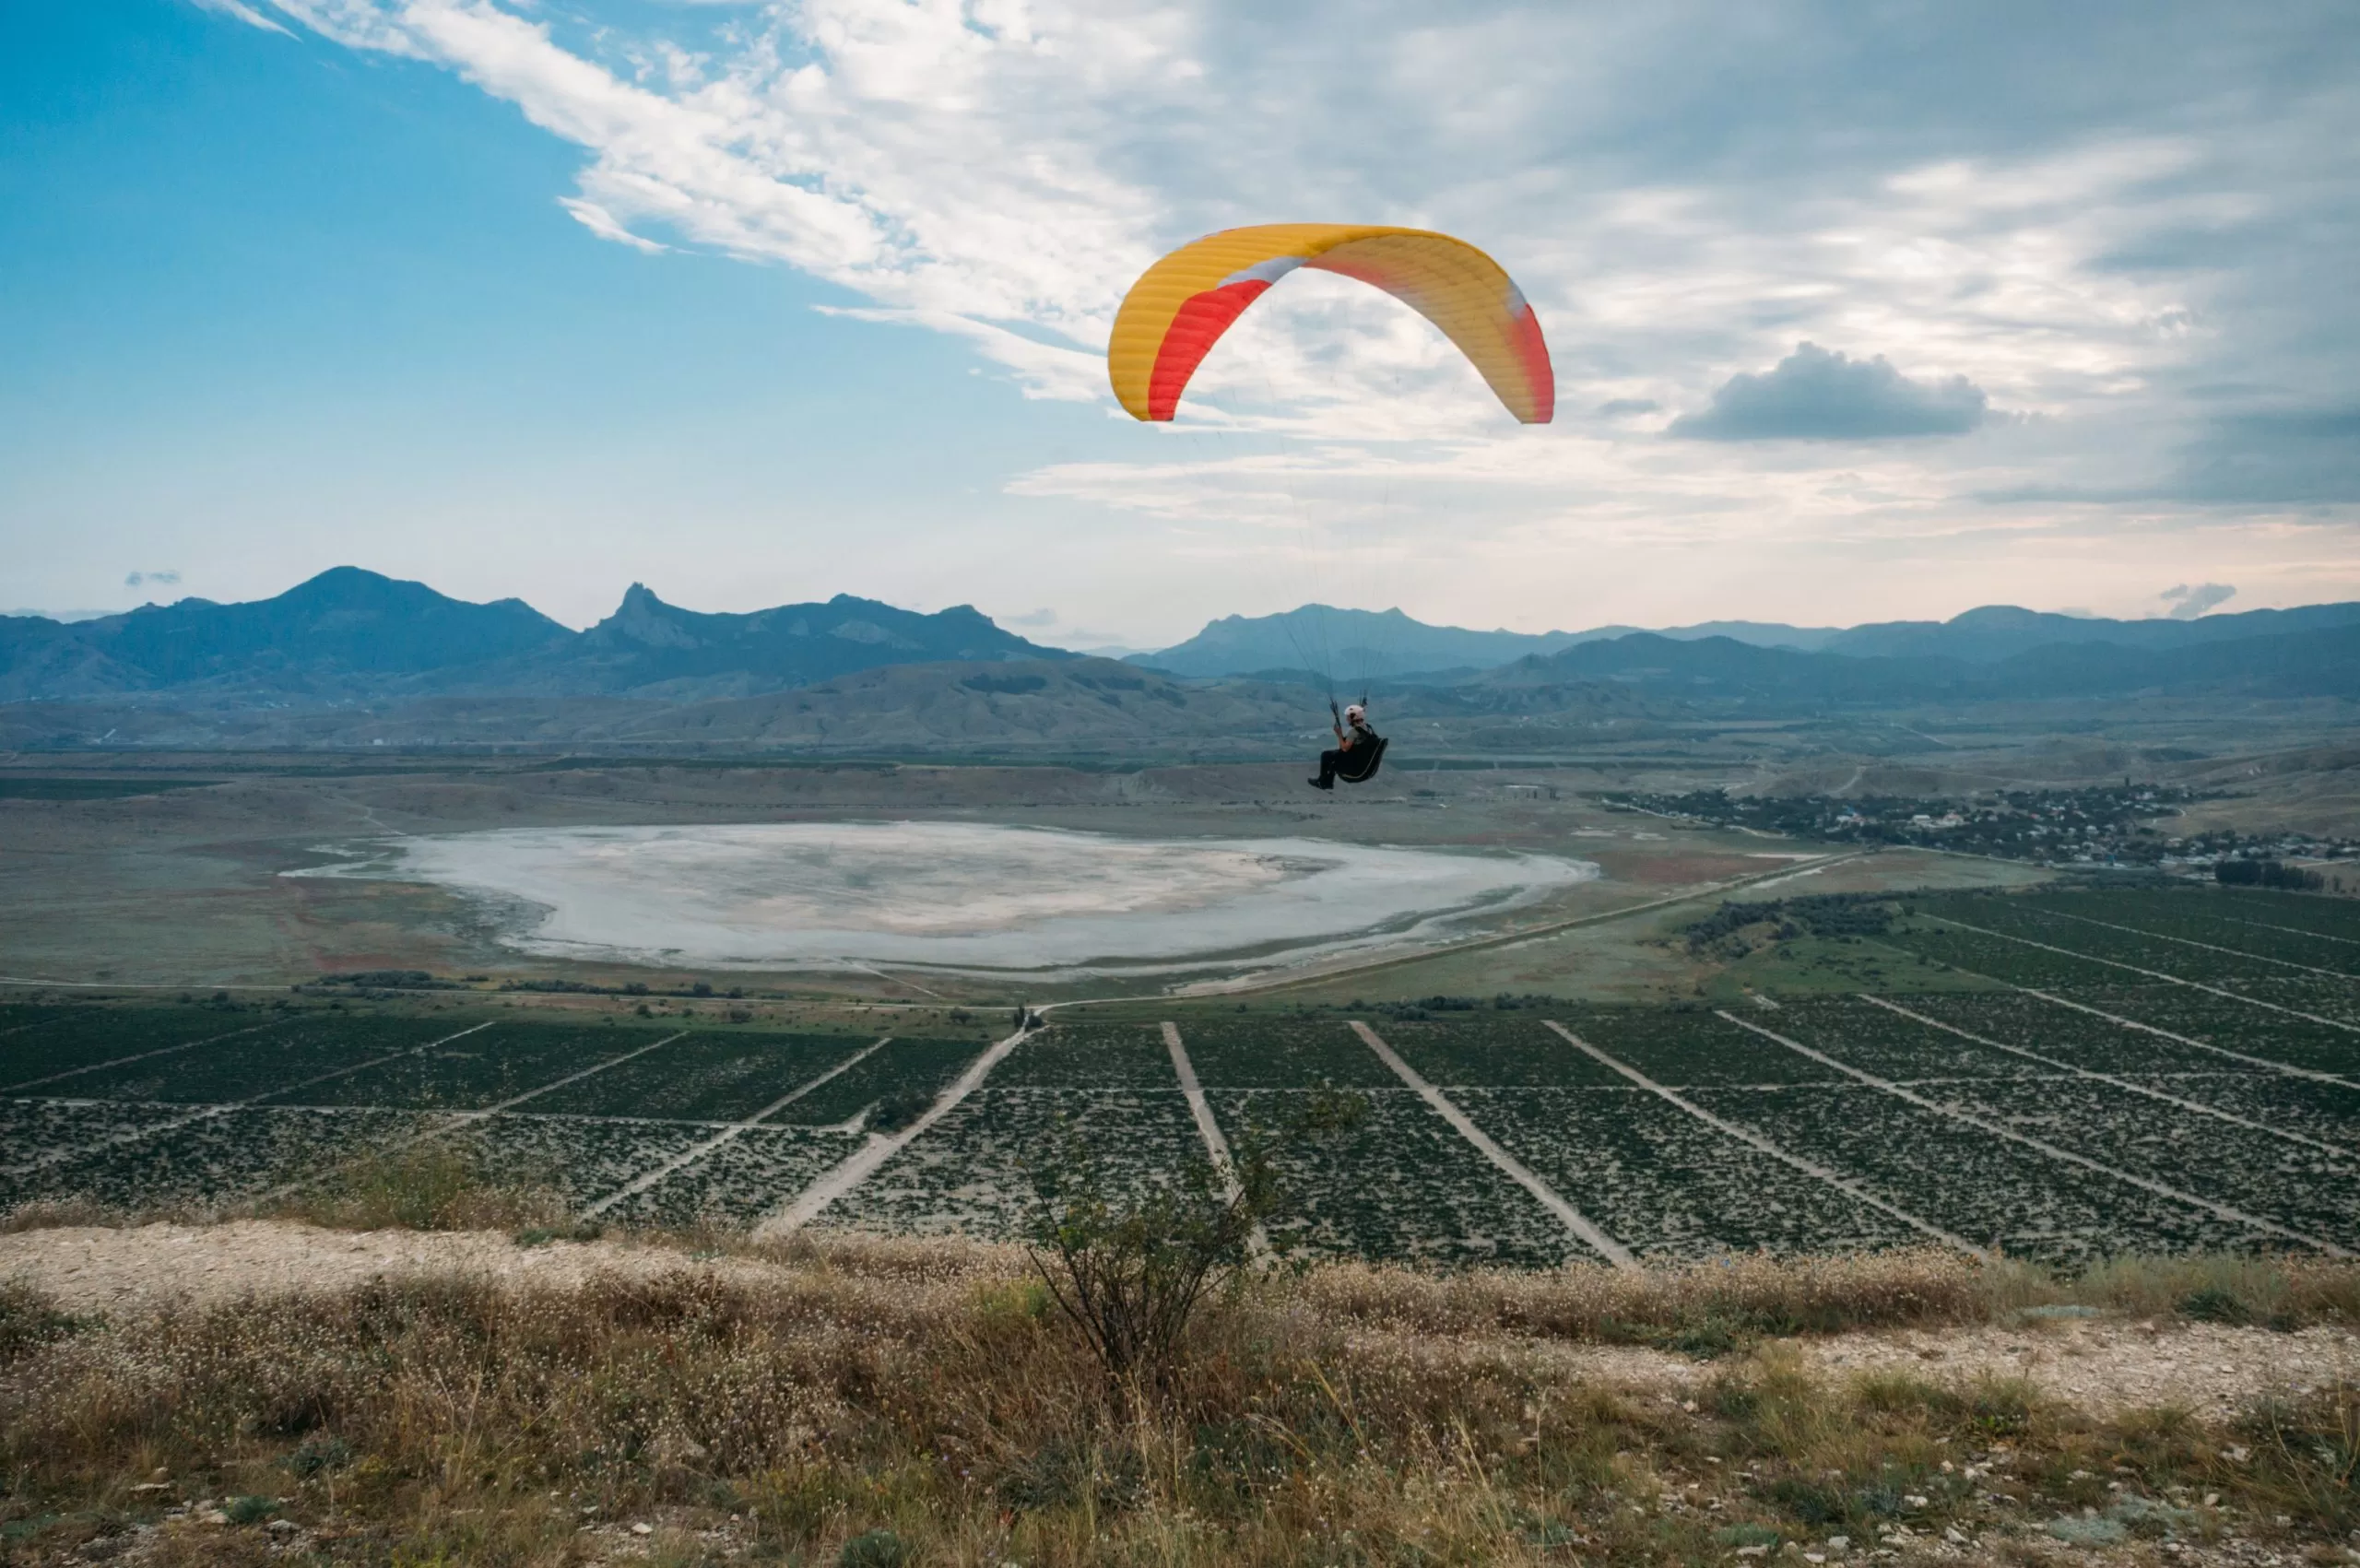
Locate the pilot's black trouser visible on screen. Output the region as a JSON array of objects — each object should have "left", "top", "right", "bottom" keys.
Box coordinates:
[{"left": 1316, "top": 748, "right": 1352, "bottom": 787}]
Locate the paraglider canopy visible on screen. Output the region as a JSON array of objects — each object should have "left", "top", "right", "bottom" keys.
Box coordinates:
[{"left": 1108, "top": 224, "right": 1554, "bottom": 424}]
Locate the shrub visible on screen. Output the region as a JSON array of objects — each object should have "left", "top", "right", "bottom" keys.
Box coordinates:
[
  {"left": 0, "top": 1282, "right": 88, "bottom": 1367},
  {"left": 285, "top": 1433, "right": 353, "bottom": 1478},
  {"left": 867, "top": 1091, "right": 933, "bottom": 1135},
  {"left": 2073, "top": 1254, "right": 2357, "bottom": 1329},
  {"left": 1022, "top": 1126, "right": 1275, "bottom": 1387},
  {"left": 1021, "top": 1091, "right": 1368, "bottom": 1388},
  {"left": 2215, "top": 858, "right": 2324, "bottom": 889},
  {"left": 2240, "top": 1385, "right": 2360, "bottom": 1535},
  {"left": 2178, "top": 1285, "right": 2250, "bottom": 1325},
  {"left": 838, "top": 1528, "right": 910, "bottom": 1567}
]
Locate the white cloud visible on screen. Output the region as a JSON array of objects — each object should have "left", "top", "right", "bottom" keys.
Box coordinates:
[
  {"left": 245, "top": 1, "right": 2228, "bottom": 426},
  {"left": 2159, "top": 581, "right": 2236, "bottom": 619},
  {"left": 238, "top": 0, "right": 2359, "bottom": 631},
  {"left": 1670, "top": 343, "right": 1992, "bottom": 441},
  {"left": 557, "top": 196, "right": 667, "bottom": 253},
  {"left": 187, "top": 0, "right": 296, "bottom": 35}
]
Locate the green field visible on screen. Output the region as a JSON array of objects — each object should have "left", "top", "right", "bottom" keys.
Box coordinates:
[{"left": 5, "top": 885, "right": 2356, "bottom": 1264}]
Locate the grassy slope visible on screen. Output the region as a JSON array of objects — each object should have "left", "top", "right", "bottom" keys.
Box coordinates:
[{"left": 0, "top": 1221, "right": 2356, "bottom": 1566}]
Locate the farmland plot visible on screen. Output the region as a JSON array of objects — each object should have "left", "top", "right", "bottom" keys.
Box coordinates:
[
  {"left": 1444, "top": 1086, "right": 1919, "bottom": 1257},
  {"left": 1906, "top": 1078, "right": 2360, "bottom": 1250},
  {"left": 1563, "top": 1008, "right": 1844, "bottom": 1086},
  {"left": 2054, "top": 988, "right": 2360, "bottom": 1077},
  {"left": 1376, "top": 1018, "right": 1626, "bottom": 1087},
  {"left": 832, "top": 1086, "right": 1203, "bottom": 1240},
  {"left": 0, "top": 1004, "right": 74, "bottom": 1035},
  {"left": 2211, "top": 976, "right": 2360, "bottom": 1026},
  {"left": 13, "top": 1106, "right": 436, "bottom": 1212},
  {"left": 2021, "top": 914, "right": 2351, "bottom": 987},
  {"left": 521, "top": 1032, "right": 874, "bottom": 1121},
  {"left": 446, "top": 1114, "right": 717, "bottom": 1209},
  {"left": 1882, "top": 920, "right": 2140, "bottom": 988},
  {"left": 0, "top": 1008, "right": 288, "bottom": 1089},
  {"left": 290, "top": 1021, "right": 654, "bottom": 1109},
  {"left": 1177, "top": 1020, "right": 1399, "bottom": 1089},
  {"left": 1682, "top": 1085, "right": 2275, "bottom": 1263},
  {"left": 0, "top": 1099, "right": 220, "bottom": 1184},
  {"left": 2211, "top": 890, "right": 2360, "bottom": 944},
  {"left": 1887, "top": 991, "right": 2237, "bottom": 1075},
  {"left": 604, "top": 1126, "right": 867, "bottom": 1229},
  {"left": 61, "top": 1016, "right": 470, "bottom": 1104},
  {"left": 2128, "top": 1073, "right": 2360, "bottom": 1150},
  {"left": 2029, "top": 894, "right": 2360, "bottom": 976},
  {"left": 1769, "top": 997, "right": 2049, "bottom": 1082},
  {"left": 771, "top": 1035, "right": 985, "bottom": 1127},
  {"left": 826, "top": 1022, "right": 1198, "bottom": 1238},
  {"left": 1919, "top": 900, "right": 2283, "bottom": 984},
  {"left": 1206, "top": 1087, "right": 1585, "bottom": 1267},
  {"left": 989, "top": 1022, "right": 1178, "bottom": 1089},
  {"left": 1870, "top": 990, "right": 2360, "bottom": 1141}
]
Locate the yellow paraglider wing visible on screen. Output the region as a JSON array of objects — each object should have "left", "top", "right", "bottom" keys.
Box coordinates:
[{"left": 1107, "top": 223, "right": 1553, "bottom": 423}]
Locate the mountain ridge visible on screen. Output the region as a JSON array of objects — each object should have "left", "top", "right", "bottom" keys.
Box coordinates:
[
  {"left": 1140, "top": 600, "right": 2360, "bottom": 679},
  {"left": 0, "top": 570, "right": 1069, "bottom": 705},
  {"left": 8, "top": 570, "right": 2360, "bottom": 750},
  {"left": 1129, "top": 607, "right": 1850, "bottom": 678},
  {"left": 1462, "top": 622, "right": 2360, "bottom": 706}
]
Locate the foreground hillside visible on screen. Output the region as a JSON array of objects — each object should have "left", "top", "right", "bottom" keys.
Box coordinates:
[{"left": 0, "top": 1219, "right": 2354, "bottom": 1565}]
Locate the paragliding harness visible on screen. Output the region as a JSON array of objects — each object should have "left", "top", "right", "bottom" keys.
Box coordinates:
[{"left": 1319, "top": 698, "right": 1387, "bottom": 786}]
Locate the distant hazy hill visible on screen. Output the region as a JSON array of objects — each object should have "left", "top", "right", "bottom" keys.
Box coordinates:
[
  {"left": 1134, "top": 606, "right": 1842, "bottom": 678},
  {"left": 1141, "top": 601, "right": 2360, "bottom": 680},
  {"left": 0, "top": 570, "right": 1068, "bottom": 704},
  {"left": 466, "top": 584, "right": 1073, "bottom": 700},
  {"left": 574, "top": 657, "right": 1302, "bottom": 750},
  {"left": 1821, "top": 602, "right": 2360, "bottom": 663},
  {"left": 1466, "top": 622, "right": 2360, "bottom": 708},
  {"left": 0, "top": 658, "right": 1320, "bottom": 754},
  {"left": 0, "top": 567, "right": 569, "bottom": 701}
]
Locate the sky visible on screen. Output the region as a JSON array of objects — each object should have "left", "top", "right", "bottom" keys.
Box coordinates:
[{"left": 4, "top": 1, "right": 2356, "bottom": 648}]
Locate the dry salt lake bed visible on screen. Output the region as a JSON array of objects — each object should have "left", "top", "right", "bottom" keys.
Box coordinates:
[
  {"left": 295, "top": 820, "right": 1600, "bottom": 980},
  {"left": 6, "top": 884, "right": 2358, "bottom": 1266}
]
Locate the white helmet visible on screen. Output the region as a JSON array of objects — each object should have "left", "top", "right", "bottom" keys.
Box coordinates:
[{"left": 1344, "top": 703, "right": 1366, "bottom": 723}]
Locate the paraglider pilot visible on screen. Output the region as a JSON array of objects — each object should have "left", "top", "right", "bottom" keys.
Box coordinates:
[{"left": 1311, "top": 702, "right": 1382, "bottom": 790}]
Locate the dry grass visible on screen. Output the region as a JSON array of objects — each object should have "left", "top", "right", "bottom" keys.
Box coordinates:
[
  {"left": 1297, "top": 1248, "right": 1995, "bottom": 1348},
  {"left": 1, "top": 1237, "right": 2356, "bottom": 1565},
  {"left": 261, "top": 1144, "right": 571, "bottom": 1235},
  {"left": 2065, "top": 1253, "right": 2360, "bottom": 1329},
  {"left": 0, "top": 1197, "right": 124, "bottom": 1236}
]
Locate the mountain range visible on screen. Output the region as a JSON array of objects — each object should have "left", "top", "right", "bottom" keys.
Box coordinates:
[
  {"left": 1129, "top": 606, "right": 1844, "bottom": 678},
  {"left": 1138, "top": 600, "right": 2360, "bottom": 678},
  {"left": 0, "top": 568, "right": 1067, "bottom": 705},
  {"left": 1468, "top": 623, "right": 2360, "bottom": 706},
  {"left": 6, "top": 569, "right": 2360, "bottom": 751}
]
